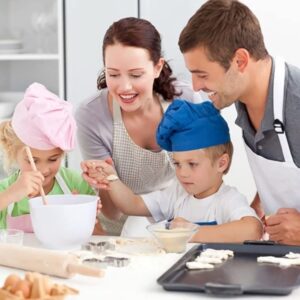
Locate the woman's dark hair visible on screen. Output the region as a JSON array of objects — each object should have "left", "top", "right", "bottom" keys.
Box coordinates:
[{"left": 97, "top": 17, "right": 181, "bottom": 100}]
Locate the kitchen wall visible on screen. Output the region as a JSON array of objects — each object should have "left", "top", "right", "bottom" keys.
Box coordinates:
[{"left": 65, "top": 0, "right": 300, "bottom": 202}]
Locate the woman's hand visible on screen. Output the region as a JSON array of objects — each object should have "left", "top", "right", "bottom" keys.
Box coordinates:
[{"left": 81, "top": 158, "right": 117, "bottom": 190}]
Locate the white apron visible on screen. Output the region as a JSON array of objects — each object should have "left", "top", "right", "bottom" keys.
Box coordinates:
[
  {"left": 7, "top": 172, "right": 71, "bottom": 232},
  {"left": 245, "top": 57, "right": 300, "bottom": 215},
  {"left": 98, "top": 98, "right": 174, "bottom": 236}
]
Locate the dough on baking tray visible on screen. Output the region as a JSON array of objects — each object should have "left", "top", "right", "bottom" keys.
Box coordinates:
[{"left": 186, "top": 249, "right": 234, "bottom": 270}]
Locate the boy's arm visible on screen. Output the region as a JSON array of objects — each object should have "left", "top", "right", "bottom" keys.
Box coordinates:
[
  {"left": 81, "top": 159, "right": 151, "bottom": 217},
  {"left": 191, "top": 216, "right": 263, "bottom": 243},
  {"left": 106, "top": 180, "right": 151, "bottom": 217}
]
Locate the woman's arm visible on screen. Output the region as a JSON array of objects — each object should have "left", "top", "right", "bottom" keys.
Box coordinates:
[{"left": 99, "top": 189, "right": 123, "bottom": 220}]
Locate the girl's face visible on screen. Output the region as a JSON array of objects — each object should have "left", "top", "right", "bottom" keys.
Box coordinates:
[
  {"left": 17, "top": 147, "right": 64, "bottom": 190},
  {"left": 104, "top": 43, "right": 163, "bottom": 112}
]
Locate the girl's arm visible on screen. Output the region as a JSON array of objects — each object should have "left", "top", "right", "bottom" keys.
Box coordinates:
[
  {"left": 190, "top": 217, "right": 263, "bottom": 243},
  {"left": 0, "top": 171, "right": 44, "bottom": 210}
]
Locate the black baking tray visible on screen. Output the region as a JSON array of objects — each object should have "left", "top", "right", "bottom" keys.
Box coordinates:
[{"left": 157, "top": 241, "right": 300, "bottom": 296}]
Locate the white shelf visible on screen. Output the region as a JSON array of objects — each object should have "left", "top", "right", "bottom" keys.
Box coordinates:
[
  {"left": 0, "top": 0, "right": 64, "bottom": 97},
  {"left": 0, "top": 54, "right": 60, "bottom": 61}
]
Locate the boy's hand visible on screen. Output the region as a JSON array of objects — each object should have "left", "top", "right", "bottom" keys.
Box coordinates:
[
  {"left": 172, "top": 217, "right": 190, "bottom": 225},
  {"left": 81, "top": 159, "right": 118, "bottom": 190},
  {"left": 11, "top": 170, "right": 44, "bottom": 200}
]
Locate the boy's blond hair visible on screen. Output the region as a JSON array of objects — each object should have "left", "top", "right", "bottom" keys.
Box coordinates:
[
  {"left": 0, "top": 121, "right": 24, "bottom": 173},
  {"left": 204, "top": 141, "right": 233, "bottom": 174}
]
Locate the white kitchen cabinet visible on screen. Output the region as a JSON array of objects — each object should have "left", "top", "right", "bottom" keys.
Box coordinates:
[
  {"left": 65, "top": 0, "right": 137, "bottom": 170},
  {"left": 140, "top": 0, "right": 205, "bottom": 81},
  {"left": 0, "top": 0, "right": 64, "bottom": 179},
  {"left": 0, "top": 0, "right": 65, "bottom": 99}
]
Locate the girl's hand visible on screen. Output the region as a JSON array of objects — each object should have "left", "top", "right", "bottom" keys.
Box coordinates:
[
  {"left": 11, "top": 170, "right": 44, "bottom": 200},
  {"left": 81, "top": 159, "right": 117, "bottom": 190}
]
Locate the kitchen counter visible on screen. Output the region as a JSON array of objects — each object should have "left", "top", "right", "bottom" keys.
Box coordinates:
[{"left": 1, "top": 234, "right": 300, "bottom": 299}]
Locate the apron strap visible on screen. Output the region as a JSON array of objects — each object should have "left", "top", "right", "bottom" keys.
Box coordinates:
[
  {"left": 273, "top": 57, "right": 294, "bottom": 163},
  {"left": 55, "top": 172, "right": 72, "bottom": 194},
  {"left": 112, "top": 99, "right": 122, "bottom": 122}
]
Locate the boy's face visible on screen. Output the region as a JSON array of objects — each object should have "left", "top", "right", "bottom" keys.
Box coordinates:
[
  {"left": 17, "top": 147, "right": 63, "bottom": 190},
  {"left": 183, "top": 46, "right": 243, "bottom": 110},
  {"left": 173, "top": 149, "right": 222, "bottom": 199}
]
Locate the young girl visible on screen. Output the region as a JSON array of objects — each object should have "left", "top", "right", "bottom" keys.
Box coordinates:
[{"left": 0, "top": 82, "right": 101, "bottom": 233}]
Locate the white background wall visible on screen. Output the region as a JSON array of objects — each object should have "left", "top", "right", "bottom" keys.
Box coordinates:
[{"left": 66, "top": 0, "right": 300, "bottom": 202}]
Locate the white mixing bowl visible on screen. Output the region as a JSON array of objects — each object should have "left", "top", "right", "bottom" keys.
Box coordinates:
[{"left": 29, "top": 194, "right": 98, "bottom": 249}]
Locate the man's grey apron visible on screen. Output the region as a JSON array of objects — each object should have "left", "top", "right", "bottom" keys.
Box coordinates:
[
  {"left": 98, "top": 98, "right": 175, "bottom": 236},
  {"left": 245, "top": 57, "right": 300, "bottom": 215}
]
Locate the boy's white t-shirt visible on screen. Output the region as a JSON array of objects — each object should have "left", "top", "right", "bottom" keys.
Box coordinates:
[{"left": 142, "top": 179, "right": 258, "bottom": 224}]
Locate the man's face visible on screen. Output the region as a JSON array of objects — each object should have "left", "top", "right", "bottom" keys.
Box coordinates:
[{"left": 183, "top": 47, "right": 243, "bottom": 109}]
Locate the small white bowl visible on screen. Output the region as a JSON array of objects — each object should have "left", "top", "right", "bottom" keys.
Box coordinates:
[
  {"left": 147, "top": 221, "right": 198, "bottom": 253},
  {"left": 29, "top": 195, "right": 98, "bottom": 249},
  {"left": 0, "top": 229, "right": 24, "bottom": 245}
]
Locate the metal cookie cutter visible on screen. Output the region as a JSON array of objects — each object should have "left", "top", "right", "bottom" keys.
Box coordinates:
[
  {"left": 82, "top": 241, "right": 116, "bottom": 254},
  {"left": 83, "top": 256, "right": 130, "bottom": 268},
  {"left": 104, "top": 256, "right": 130, "bottom": 268}
]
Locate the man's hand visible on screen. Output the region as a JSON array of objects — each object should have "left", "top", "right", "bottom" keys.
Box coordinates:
[{"left": 265, "top": 208, "right": 300, "bottom": 245}]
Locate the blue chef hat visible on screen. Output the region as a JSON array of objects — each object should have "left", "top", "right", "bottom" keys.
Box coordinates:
[{"left": 156, "top": 100, "right": 230, "bottom": 151}]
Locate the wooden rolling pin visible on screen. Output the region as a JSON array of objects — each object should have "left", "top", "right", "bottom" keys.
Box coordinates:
[{"left": 0, "top": 244, "right": 104, "bottom": 278}]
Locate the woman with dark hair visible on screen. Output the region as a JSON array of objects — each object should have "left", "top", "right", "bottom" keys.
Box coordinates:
[{"left": 76, "top": 17, "right": 198, "bottom": 236}]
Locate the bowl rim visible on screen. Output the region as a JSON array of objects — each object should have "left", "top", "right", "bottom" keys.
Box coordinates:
[
  {"left": 29, "top": 194, "right": 98, "bottom": 208},
  {"left": 147, "top": 221, "right": 199, "bottom": 233}
]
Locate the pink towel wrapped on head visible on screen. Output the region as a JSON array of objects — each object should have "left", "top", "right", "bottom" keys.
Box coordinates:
[{"left": 11, "top": 82, "right": 77, "bottom": 151}]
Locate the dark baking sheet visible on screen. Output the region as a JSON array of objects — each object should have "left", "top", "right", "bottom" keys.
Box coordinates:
[{"left": 157, "top": 242, "right": 300, "bottom": 295}]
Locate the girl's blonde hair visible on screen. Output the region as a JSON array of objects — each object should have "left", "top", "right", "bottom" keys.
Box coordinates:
[{"left": 0, "top": 121, "right": 24, "bottom": 173}]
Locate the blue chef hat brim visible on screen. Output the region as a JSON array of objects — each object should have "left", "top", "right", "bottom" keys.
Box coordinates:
[{"left": 156, "top": 100, "right": 230, "bottom": 152}]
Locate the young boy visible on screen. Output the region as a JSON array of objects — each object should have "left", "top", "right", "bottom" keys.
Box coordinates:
[{"left": 83, "top": 100, "right": 262, "bottom": 242}]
